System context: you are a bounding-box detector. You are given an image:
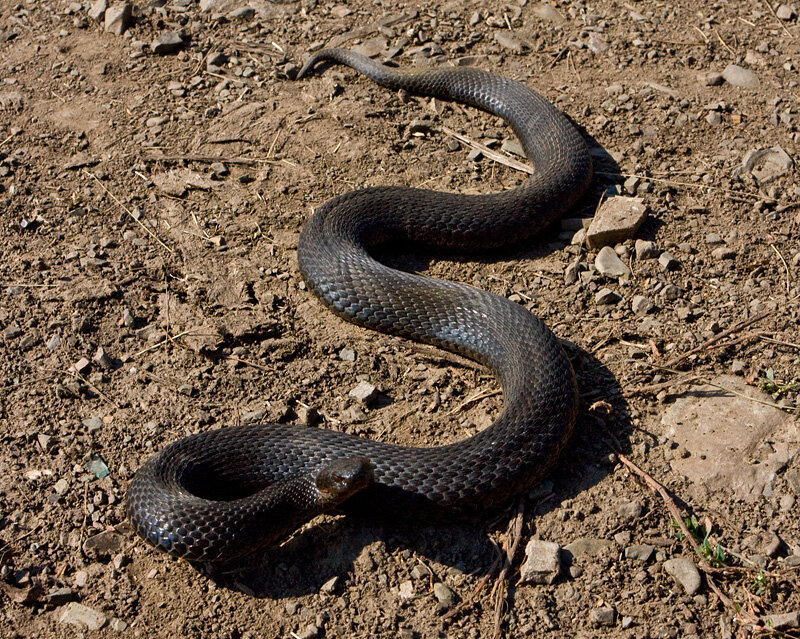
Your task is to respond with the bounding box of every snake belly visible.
[127,48,592,563]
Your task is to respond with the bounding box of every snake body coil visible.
[128,49,592,562]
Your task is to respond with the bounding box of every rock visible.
[722,64,760,89]
[733,146,794,184]
[664,557,702,595]
[564,261,581,285]
[658,252,680,270]
[46,587,75,605]
[625,545,654,561]
[93,346,119,369]
[587,32,608,54]
[631,295,655,315]
[500,138,525,158]
[349,381,379,407]
[705,111,722,125]
[54,478,70,495]
[763,612,799,630]
[433,582,457,612]
[698,71,724,86]
[635,239,659,260]
[228,6,255,19]
[408,119,433,135]
[595,288,619,305]
[339,348,356,361]
[494,31,526,53]
[112,553,129,570]
[595,246,631,278]
[87,0,107,21]
[564,537,614,558]
[586,197,647,249]
[111,618,128,631]
[532,2,566,24]
[152,31,184,55]
[397,580,415,600]
[590,606,616,626]
[74,571,88,588]
[320,576,339,594]
[103,3,131,35]
[711,247,736,260]
[295,624,321,639]
[520,539,561,584]
[82,530,123,557]
[296,405,320,427]
[617,501,643,520]
[58,602,107,631]
[776,4,797,20]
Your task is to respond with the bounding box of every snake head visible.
[315,457,373,504]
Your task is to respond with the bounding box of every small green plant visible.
[755,368,798,397]
[673,516,727,567]
[749,571,768,597]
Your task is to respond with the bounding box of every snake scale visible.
[127,48,592,562]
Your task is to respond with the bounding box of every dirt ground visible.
[1,0,799,636]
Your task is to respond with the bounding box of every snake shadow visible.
[196,137,633,598]
[197,348,631,600]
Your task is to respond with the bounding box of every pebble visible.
[58,602,107,631]
[110,618,128,631]
[93,346,118,370]
[658,252,680,271]
[228,6,255,19]
[54,478,70,495]
[763,612,800,630]
[87,0,107,21]
[631,295,655,315]
[494,31,526,53]
[595,246,631,278]
[520,539,562,584]
[82,530,123,557]
[349,381,379,407]
[295,624,321,639]
[320,576,339,594]
[616,501,643,520]
[46,587,75,605]
[634,239,659,260]
[589,606,616,626]
[112,553,129,570]
[722,64,760,90]
[705,111,722,126]
[74,570,88,588]
[776,4,797,19]
[433,582,457,612]
[297,405,320,427]
[151,31,184,55]
[586,197,647,249]
[625,544,654,562]
[734,146,794,183]
[711,247,736,260]
[103,3,130,34]
[595,287,619,305]
[662,284,680,300]
[47,334,61,350]
[663,556,701,595]
[564,261,581,285]
[339,348,356,361]
[501,139,525,158]
[564,537,614,557]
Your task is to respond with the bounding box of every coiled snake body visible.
[128,49,592,562]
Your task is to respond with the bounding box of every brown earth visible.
[1,0,799,637]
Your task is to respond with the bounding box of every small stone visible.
[93,346,119,370]
[47,334,61,350]
[623,175,641,193]
[564,537,614,557]
[722,64,760,90]
[4,323,22,339]
[705,111,722,125]
[763,612,800,630]
[46,587,75,605]
[82,530,123,557]
[82,417,103,433]
[698,71,724,86]
[112,553,129,570]
[397,580,415,600]
[662,284,680,300]
[617,501,643,520]
[295,624,321,639]
[110,618,128,631]
[494,31,525,53]
[632,295,655,315]
[320,576,339,594]
[625,544,654,562]
[408,119,433,135]
[586,197,647,249]
[151,31,184,55]
[500,139,526,158]
[228,6,255,19]
[664,556,702,595]
[74,571,88,588]
[590,606,616,626]
[411,564,431,580]
[296,405,320,427]
[622,616,634,629]
[635,239,659,260]
[87,0,107,20]
[764,532,786,558]
[595,287,619,305]
[711,247,736,260]
[349,381,379,407]
[564,261,581,285]
[734,146,794,183]
[776,4,797,20]
[58,602,107,631]
[587,32,608,54]
[532,2,567,23]
[178,384,195,397]
[339,348,356,362]
[54,478,70,495]
[520,539,562,584]
[595,246,631,278]
[209,162,228,177]
[433,582,457,612]
[103,3,131,35]
[658,252,680,270]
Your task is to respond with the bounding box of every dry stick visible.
[440,126,534,175]
[759,335,800,350]
[449,388,502,415]
[662,309,772,369]
[769,243,793,296]
[491,501,525,639]
[142,153,271,166]
[713,27,735,55]
[441,551,504,621]
[131,328,202,358]
[86,172,172,253]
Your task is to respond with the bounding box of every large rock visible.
[722,64,760,89]
[586,197,647,249]
[661,375,798,501]
[595,246,631,278]
[57,602,107,631]
[103,3,131,35]
[520,539,562,584]
[664,557,701,595]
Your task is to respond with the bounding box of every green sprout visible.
[755,368,798,397]
[673,516,727,568]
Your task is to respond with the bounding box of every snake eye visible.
[316,457,373,498]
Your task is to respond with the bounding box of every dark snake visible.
[127,48,592,562]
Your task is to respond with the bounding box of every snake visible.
[127,48,592,563]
